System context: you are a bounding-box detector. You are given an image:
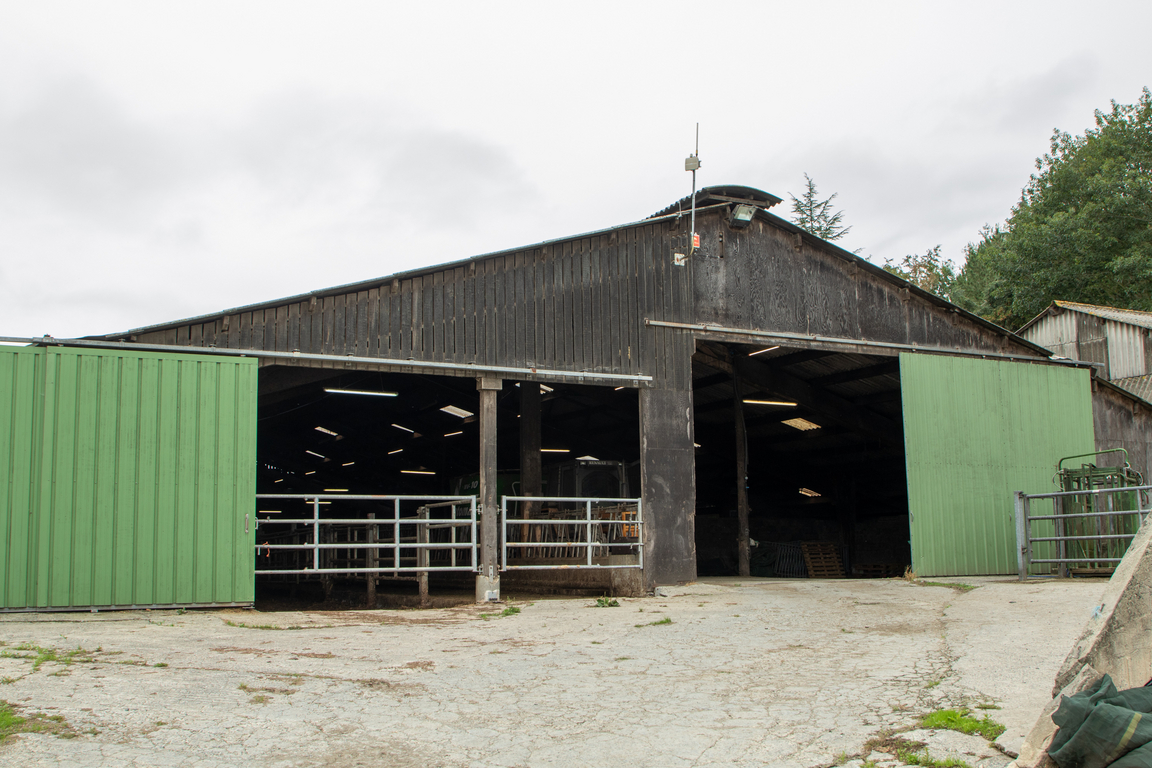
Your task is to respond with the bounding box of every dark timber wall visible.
[108,194,1151,585]
[1093,381,1152,483]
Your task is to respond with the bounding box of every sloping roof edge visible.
[98,185,1049,361]
[1018,301,1152,335]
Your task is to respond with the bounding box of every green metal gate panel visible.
[0,346,258,609]
[900,353,1095,576]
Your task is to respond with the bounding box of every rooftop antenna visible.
[685,123,701,256]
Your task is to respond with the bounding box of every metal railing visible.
[500,495,643,570]
[1014,485,1152,580]
[253,495,477,575]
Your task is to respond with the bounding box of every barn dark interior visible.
[254,365,641,602]
[691,341,911,578]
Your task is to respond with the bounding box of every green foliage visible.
[635,617,673,627]
[790,174,851,241]
[955,88,1152,330]
[500,606,520,617]
[595,597,620,608]
[919,708,1006,740]
[884,246,957,300]
[895,748,972,768]
[0,700,75,742]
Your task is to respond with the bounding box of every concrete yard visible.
[0,576,1108,768]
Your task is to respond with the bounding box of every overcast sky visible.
[1,1,1149,338]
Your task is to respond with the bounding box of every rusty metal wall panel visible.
[901,353,1095,576]
[1105,320,1148,380]
[0,346,258,610]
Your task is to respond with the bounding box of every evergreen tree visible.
[789,174,851,241]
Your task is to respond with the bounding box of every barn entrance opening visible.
[692,341,911,579]
[254,365,640,607]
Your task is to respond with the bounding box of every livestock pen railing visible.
[500,495,642,570]
[253,495,477,575]
[1014,485,1152,580]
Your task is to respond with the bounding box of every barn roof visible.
[1018,301,1152,334]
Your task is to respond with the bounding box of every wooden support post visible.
[733,369,751,577]
[366,512,377,609]
[418,508,429,607]
[476,376,502,602]
[520,381,542,551]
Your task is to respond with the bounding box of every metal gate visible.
[500,495,642,570]
[253,495,477,575]
[1014,485,1152,579]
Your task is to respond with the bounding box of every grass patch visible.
[223,620,307,630]
[916,581,978,592]
[895,748,972,768]
[634,617,673,628]
[501,606,520,617]
[0,644,98,671]
[919,708,1005,740]
[0,700,76,743]
[249,694,270,705]
[614,657,632,662]
[595,597,620,608]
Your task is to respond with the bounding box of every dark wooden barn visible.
[75,184,1151,599]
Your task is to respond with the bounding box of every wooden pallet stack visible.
[801,542,846,579]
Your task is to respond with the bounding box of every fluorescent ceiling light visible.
[325,388,397,397]
[743,399,797,406]
[323,488,348,492]
[391,424,414,433]
[401,470,435,475]
[305,450,325,458]
[273,478,284,483]
[749,346,781,356]
[799,488,821,497]
[541,448,569,453]
[305,471,316,475]
[540,385,554,393]
[783,418,821,431]
[440,405,473,418]
[693,443,701,448]
[314,426,338,436]
[577,455,599,460]
[387,448,403,455]
[614,386,625,391]
[444,431,463,437]
[258,510,281,514]
[342,461,354,466]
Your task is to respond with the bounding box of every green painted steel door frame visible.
[900,354,1095,577]
[0,346,258,609]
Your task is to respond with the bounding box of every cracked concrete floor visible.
[0,576,1107,768]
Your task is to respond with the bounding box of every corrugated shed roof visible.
[1019,301,1152,334]
[1114,374,1152,402]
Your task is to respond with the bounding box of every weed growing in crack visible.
[0,700,76,742]
[594,597,619,608]
[223,620,312,630]
[919,708,1005,740]
[634,617,672,628]
[895,747,972,767]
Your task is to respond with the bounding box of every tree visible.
[883,245,957,300]
[789,173,851,241]
[953,87,1152,330]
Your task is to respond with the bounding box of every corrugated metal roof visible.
[1114,374,1152,402]
[646,185,783,220]
[1019,301,1152,334]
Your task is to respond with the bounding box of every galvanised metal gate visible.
[1014,485,1152,579]
[254,495,477,575]
[500,495,642,570]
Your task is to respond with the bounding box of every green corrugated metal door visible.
[0,346,258,609]
[900,354,1094,576]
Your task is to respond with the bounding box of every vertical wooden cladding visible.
[134,224,682,378]
[0,346,257,609]
[691,213,1016,356]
